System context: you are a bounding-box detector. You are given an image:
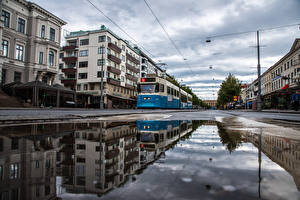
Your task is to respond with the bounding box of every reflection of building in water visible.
[0,124,68,200]
[137,120,193,165]
[59,122,140,195]
[244,132,300,190]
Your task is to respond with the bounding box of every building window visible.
[122,45,125,51]
[59,63,63,69]
[14,72,22,82]
[50,28,55,41]
[15,44,24,61]
[98,46,105,54]
[39,52,43,64]
[36,185,40,197]
[49,51,54,66]
[41,25,45,38]
[84,84,88,90]
[98,35,106,42]
[10,163,19,179]
[97,71,104,78]
[107,36,111,42]
[79,61,88,68]
[79,50,88,57]
[78,73,87,79]
[35,160,40,168]
[0,165,3,180]
[2,10,10,27]
[77,84,81,91]
[59,52,64,58]
[17,18,25,33]
[2,40,8,57]
[122,55,125,62]
[80,39,89,46]
[97,59,105,66]
[90,83,95,90]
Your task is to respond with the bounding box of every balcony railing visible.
[126,53,140,65]
[107,66,121,75]
[125,83,134,90]
[62,68,76,73]
[107,78,121,86]
[105,149,120,159]
[125,73,138,82]
[62,56,77,63]
[61,78,76,84]
[62,45,78,51]
[108,54,121,64]
[108,42,121,54]
[126,63,140,73]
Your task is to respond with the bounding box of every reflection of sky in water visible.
[100,124,300,200]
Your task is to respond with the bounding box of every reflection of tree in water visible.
[217,122,243,153]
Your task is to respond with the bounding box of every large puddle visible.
[0,120,299,200]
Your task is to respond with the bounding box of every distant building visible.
[58,25,140,108]
[203,100,217,108]
[0,0,66,85]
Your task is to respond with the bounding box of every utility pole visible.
[100,45,104,109]
[256,31,262,112]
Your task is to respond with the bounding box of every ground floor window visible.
[14,71,21,82]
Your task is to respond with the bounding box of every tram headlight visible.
[144,97,146,100]
[148,97,150,100]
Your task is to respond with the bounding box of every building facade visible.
[261,38,300,109]
[58,25,140,108]
[0,0,66,86]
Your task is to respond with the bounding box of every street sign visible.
[234,96,237,101]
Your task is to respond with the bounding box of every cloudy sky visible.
[32,0,300,100]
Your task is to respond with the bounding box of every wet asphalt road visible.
[0,109,299,123]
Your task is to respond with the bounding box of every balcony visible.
[126,53,140,65]
[61,78,76,84]
[62,56,77,63]
[62,45,77,51]
[62,68,76,73]
[105,148,120,159]
[125,73,138,82]
[108,42,121,54]
[107,66,121,75]
[108,54,121,64]
[126,63,140,73]
[125,83,134,90]
[107,78,121,86]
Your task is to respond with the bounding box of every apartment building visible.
[58,25,140,108]
[263,38,300,108]
[246,38,300,109]
[134,47,164,78]
[0,0,66,86]
[59,122,140,194]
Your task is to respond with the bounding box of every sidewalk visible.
[240,109,300,114]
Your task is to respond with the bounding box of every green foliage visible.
[217,122,243,153]
[217,73,241,106]
[166,76,203,106]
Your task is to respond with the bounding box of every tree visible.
[217,73,241,107]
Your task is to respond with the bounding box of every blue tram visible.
[137,76,192,109]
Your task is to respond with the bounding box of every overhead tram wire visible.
[206,22,300,41]
[143,0,196,75]
[85,0,156,58]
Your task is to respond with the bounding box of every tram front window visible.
[141,84,155,93]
